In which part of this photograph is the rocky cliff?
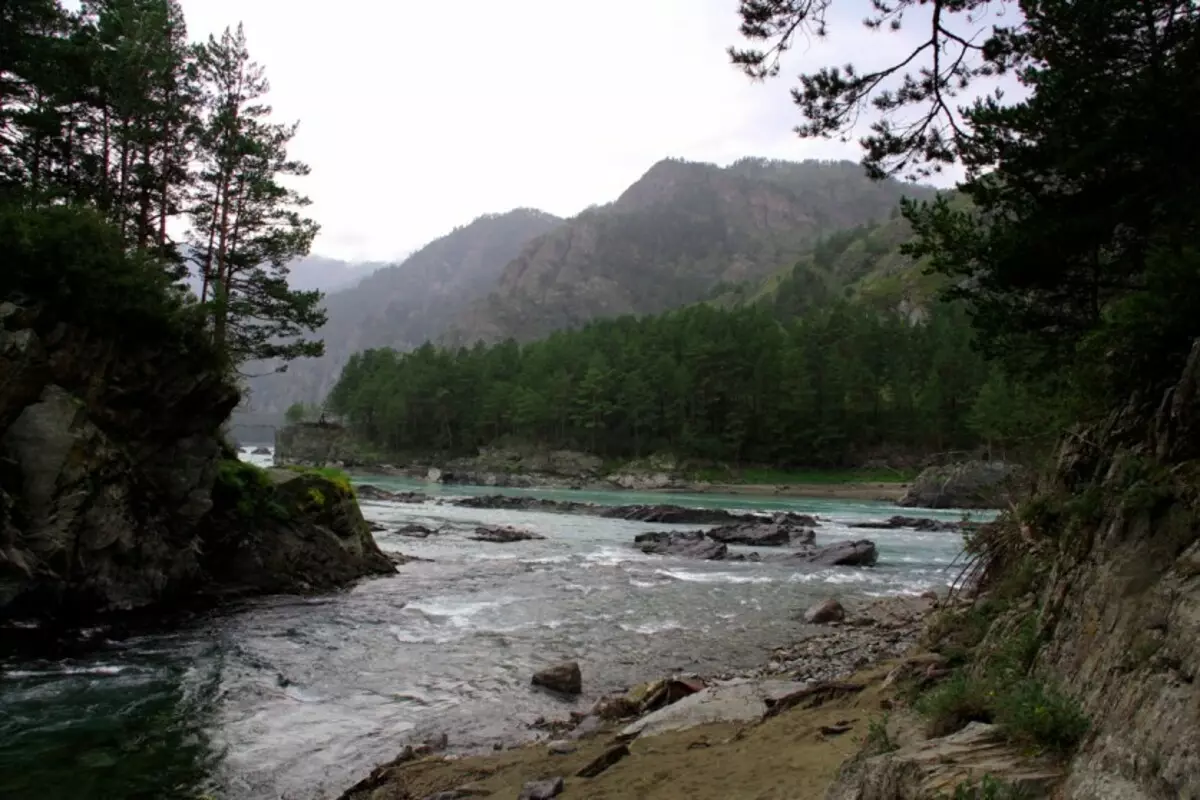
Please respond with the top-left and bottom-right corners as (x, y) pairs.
(826, 341), (1200, 798)
(0, 302), (391, 621)
(443, 158), (937, 345)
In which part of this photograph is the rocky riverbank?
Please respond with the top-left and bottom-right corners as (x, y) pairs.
(337, 593), (941, 800)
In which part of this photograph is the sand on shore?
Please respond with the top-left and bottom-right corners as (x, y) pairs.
(339, 662), (903, 800)
(675, 481), (909, 502)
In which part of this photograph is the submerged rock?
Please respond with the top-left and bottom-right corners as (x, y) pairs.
(791, 539), (878, 567)
(850, 515), (965, 532)
(470, 526), (545, 543)
(393, 523), (437, 538)
(634, 530), (728, 560)
(532, 661), (583, 695)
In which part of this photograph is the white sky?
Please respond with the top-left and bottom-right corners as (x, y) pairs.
(179, 0), (933, 262)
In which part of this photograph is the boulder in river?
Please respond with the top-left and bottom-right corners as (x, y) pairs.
(791, 539), (879, 567)
(803, 597), (846, 624)
(705, 519), (793, 546)
(470, 526), (546, 543)
(898, 460), (1026, 509)
(634, 530), (728, 560)
(532, 661), (583, 695)
(252, 446), (271, 455)
(599, 503), (759, 525)
(850, 515), (965, 532)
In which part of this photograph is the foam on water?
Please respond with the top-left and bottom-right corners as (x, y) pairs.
(0, 466), (975, 800)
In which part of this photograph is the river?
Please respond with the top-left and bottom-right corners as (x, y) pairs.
(0, 450), (971, 800)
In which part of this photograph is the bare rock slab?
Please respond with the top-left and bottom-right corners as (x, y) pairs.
(518, 776), (564, 799)
(619, 678), (807, 739)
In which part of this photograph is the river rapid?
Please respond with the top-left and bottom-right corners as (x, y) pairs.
(0, 450), (971, 800)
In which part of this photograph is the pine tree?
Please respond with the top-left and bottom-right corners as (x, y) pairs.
(188, 23), (323, 367)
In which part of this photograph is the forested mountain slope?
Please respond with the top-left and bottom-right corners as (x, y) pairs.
(244, 209), (563, 411)
(442, 158), (937, 345)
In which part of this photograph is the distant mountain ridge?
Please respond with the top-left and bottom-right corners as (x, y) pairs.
(245, 157), (937, 411)
(441, 158), (937, 345)
(243, 208), (564, 411)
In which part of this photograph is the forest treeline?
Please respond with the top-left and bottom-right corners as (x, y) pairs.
(2, 0), (321, 365)
(325, 298), (1055, 467)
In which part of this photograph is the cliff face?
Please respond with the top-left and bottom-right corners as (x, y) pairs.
(0, 303), (392, 621)
(825, 342), (1200, 799)
(1031, 342), (1200, 798)
(0, 302), (239, 617)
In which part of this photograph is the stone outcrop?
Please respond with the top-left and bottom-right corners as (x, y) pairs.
(706, 516), (815, 546)
(826, 721), (1065, 799)
(0, 303), (393, 621)
(274, 421), (375, 468)
(200, 467), (394, 599)
(0, 302), (239, 618)
(898, 460), (1026, 509)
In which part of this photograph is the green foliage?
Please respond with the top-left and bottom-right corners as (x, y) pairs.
(0, 202), (223, 370)
(212, 460), (287, 521)
(328, 298), (1050, 467)
(284, 402), (320, 425)
(1, 0), (325, 369)
(865, 714), (898, 755)
(280, 464), (353, 496)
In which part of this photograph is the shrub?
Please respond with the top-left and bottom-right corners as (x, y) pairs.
(213, 460), (287, 521)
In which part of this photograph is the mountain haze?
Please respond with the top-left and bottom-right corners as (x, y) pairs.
(442, 158), (938, 345)
(244, 209), (564, 411)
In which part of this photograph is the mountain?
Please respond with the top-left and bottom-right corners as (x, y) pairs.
(441, 157), (938, 345)
(285, 255), (390, 293)
(242, 209), (564, 411)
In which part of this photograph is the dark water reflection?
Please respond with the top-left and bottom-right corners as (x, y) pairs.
(0, 638), (224, 799)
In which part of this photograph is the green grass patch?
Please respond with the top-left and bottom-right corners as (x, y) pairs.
(280, 464), (354, 495)
(686, 466), (917, 485)
(214, 460), (289, 521)
(919, 607), (1088, 756)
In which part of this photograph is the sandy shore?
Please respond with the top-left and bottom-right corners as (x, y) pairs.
(337, 595), (938, 800)
(674, 481), (910, 502)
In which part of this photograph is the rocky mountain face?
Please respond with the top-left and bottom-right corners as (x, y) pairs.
(442, 158), (937, 345)
(0, 302), (390, 621)
(243, 209), (563, 411)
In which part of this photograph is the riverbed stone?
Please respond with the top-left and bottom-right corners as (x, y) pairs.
(547, 739), (576, 755)
(792, 539), (878, 567)
(518, 776), (564, 799)
(804, 597), (846, 624)
(634, 530), (728, 560)
(532, 661), (583, 695)
(470, 526), (546, 543)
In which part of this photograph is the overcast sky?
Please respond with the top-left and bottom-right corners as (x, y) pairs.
(178, 0), (933, 263)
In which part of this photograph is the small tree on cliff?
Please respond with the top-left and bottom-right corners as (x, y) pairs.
(188, 24), (324, 368)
